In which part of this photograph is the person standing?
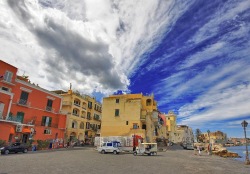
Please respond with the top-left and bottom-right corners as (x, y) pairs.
(207, 144), (210, 155)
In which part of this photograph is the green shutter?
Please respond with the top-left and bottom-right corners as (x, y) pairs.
(17, 112), (24, 123)
(48, 117), (52, 127)
(41, 116), (46, 126)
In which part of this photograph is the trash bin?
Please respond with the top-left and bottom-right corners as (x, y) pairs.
(32, 145), (37, 151)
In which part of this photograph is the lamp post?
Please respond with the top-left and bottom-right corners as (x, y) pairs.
(241, 120), (250, 165)
(207, 130), (212, 155)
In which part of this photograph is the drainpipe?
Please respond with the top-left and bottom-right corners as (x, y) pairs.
(5, 93), (13, 120)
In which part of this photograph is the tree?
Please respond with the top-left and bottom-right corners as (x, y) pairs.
(195, 129), (202, 142)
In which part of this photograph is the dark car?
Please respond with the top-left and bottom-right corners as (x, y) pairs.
(0, 142), (28, 155)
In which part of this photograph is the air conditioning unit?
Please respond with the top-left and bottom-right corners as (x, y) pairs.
(16, 125), (23, 132)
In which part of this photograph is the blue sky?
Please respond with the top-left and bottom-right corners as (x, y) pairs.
(0, 0), (250, 138)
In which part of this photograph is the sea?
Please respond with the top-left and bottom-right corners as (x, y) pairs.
(226, 145), (250, 162)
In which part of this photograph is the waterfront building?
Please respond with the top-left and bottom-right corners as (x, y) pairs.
(202, 131), (227, 144)
(53, 89), (101, 144)
(0, 60), (66, 144)
(101, 93), (162, 143)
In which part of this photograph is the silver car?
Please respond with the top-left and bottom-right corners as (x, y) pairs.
(98, 141), (121, 154)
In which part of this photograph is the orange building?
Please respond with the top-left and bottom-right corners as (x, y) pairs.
(0, 60), (66, 144)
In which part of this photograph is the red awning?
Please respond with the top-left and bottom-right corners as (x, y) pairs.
(22, 128), (31, 133)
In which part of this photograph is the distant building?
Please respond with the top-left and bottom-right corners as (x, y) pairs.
(101, 93), (163, 143)
(165, 111), (177, 142)
(53, 89), (101, 144)
(0, 60), (66, 144)
(201, 131), (227, 144)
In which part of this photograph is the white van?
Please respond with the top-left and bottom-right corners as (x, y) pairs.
(97, 141), (122, 154)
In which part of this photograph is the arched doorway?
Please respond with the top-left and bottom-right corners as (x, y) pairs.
(70, 132), (76, 141)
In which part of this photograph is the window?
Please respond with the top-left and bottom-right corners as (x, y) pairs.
(74, 100), (80, 106)
(133, 123), (138, 129)
(73, 109), (79, 116)
(46, 99), (53, 111)
(16, 112), (24, 123)
(146, 99), (152, 106)
(107, 143), (112, 146)
(4, 71), (13, 83)
(80, 122), (84, 129)
(72, 120), (77, 128)
(116, 99), (119, 103)
(115, 109), (119, 116)
(94, 114), (100, 120)
(87, 112), (91, 119)
(88, 101), (92, 109)
(19, 91), (29, 105)
(126, 121), (128, 125)
(86, 122), (90, 129)
(1, 87), (9, 91)
(41, 116), (52, 127)
(44, 129), (51, 134)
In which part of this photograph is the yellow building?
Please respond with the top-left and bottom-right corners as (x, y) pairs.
(53, 89), (101, 144)
(165, 111), (177, 142)
(101, 93), (159, 142)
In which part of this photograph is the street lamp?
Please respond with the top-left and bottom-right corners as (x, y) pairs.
(241, 120), (250, 165)
(207, 130), (212, 155)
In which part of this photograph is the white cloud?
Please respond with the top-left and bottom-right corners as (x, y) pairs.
(0, 0), (194, 97)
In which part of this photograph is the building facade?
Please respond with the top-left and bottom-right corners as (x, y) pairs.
(0, 60), (66, 144)
(165, 111), (177, 142)
(101, 93), (161, 143)
(54, 89), (102, 144)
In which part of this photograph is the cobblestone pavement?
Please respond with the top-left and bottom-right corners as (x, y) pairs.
(0, 147), (249, 174)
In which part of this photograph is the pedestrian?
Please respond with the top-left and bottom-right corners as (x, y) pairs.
(207, 144), (210, 155)
(198, 146), (201, 156)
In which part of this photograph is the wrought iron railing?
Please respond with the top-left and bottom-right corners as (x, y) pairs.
(45, 106), (55, 112)
(17, 99), (30, 107)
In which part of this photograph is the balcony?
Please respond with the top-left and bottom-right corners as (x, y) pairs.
(6, 116), (23, 123)
(87, 116), (92, 120)
(74, 103), (80, 107)
(93, 116), (100, 121)
(37, 121), (58, 128)
(17, 99), (30, 107)
(72, 113), (79, 117)
(82, 107), (86, 110)
(81, 115), (86, 119)
(62, 101), (72, 106)
(45, 106), (55, 113)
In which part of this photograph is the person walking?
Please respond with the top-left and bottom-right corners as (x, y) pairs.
(197, 146), (201, 156)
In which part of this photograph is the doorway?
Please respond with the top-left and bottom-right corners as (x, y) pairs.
(22, 134), (29, 143)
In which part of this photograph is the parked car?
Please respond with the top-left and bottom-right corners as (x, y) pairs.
(97, 141), (122, 154)
(0, 142), (28, 155)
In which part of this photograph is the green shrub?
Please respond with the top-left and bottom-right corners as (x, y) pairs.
(37, 140), (50, 149)
(0, 139), (6, 147)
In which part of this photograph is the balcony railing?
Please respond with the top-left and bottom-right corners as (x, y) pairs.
(87, 116), (92, 120)
(45, 106), (55, 112)
(81, 115), (86, 118)
(17, 99), (31, 107)
(93, 116), (100, 121)
(82, 107), (86, 110)
(7, 116), (23, 123)
(72, 113), (79, 117)
(36, 121), (58, 128)
(74, 103), (80, 107)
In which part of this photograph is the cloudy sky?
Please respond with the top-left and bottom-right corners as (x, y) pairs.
(1, 0), (250, 138)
